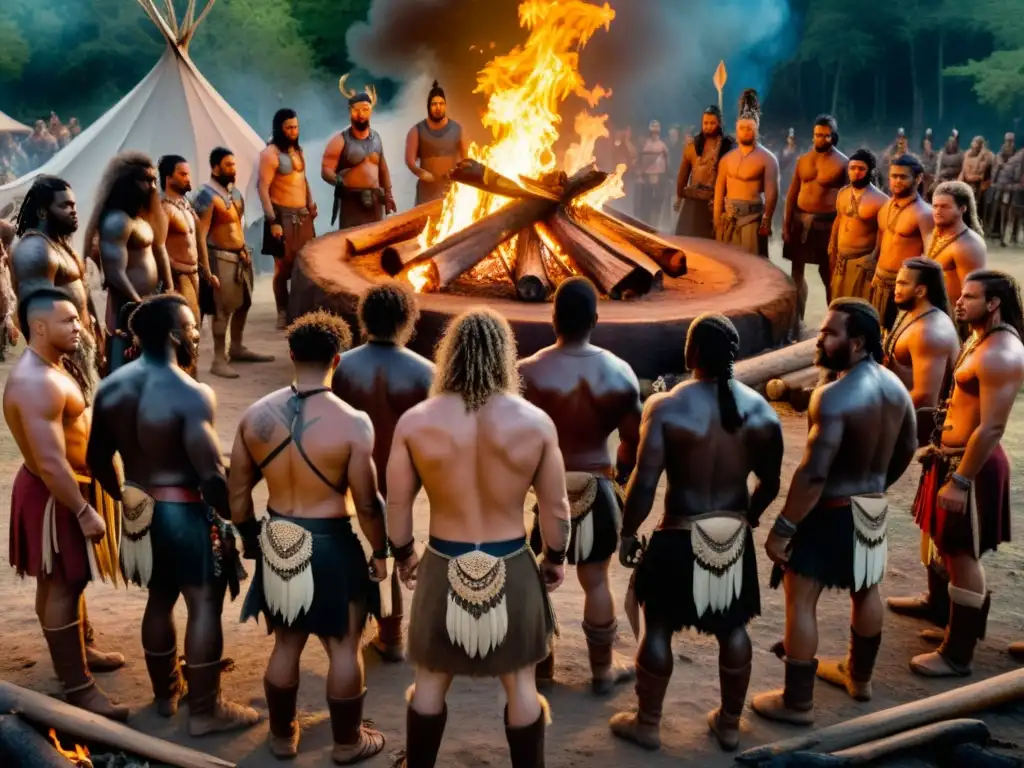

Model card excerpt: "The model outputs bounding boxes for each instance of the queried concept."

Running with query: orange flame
[49,729,93,766]
[419,0,618,257]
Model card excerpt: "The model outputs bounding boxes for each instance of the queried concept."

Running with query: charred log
[513,228,552,302]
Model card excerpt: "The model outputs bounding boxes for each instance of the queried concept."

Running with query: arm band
[771,515,798,538]
[543,545,567,566]
[388,537,416,563]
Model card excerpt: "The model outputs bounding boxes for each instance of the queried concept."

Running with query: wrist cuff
[389,537,415,562]
[543,545,567,566]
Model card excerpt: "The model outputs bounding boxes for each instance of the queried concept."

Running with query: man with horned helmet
[673,105,736,240]
[259,108,317,331]
[322,75,397,229]
[783,114,849,324]
[331,282,435,664]
[519,277,641,697]
[88,293,261,736]
[386,308,570,767]
[755,298,916,724]
[610,313,782,753]
[5,289,126,720]
[908,270,1024,678]
[230,310,389,762]
[84,151,173,376]
[405,80,465,206]
[829,149,888,303]
[195,147,275,379]
[713,88,781,258]
[883,258,961,634]
[927,182,987,335]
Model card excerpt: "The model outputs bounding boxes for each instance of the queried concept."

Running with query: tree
[795,5,878,121]
[946,50,1024,115]
[0,20,30,83]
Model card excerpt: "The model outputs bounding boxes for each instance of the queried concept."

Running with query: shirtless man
[332,282,434,663]
[11,176,103,398]
[935,131,964,188]
[674,105,736,240]
[870,155,933,330]
[908,271,1024,677]
[829,150,888,302]
[959,137,994,223]
[83,152,172,375]
[928,182,987,329]
[386,308,570,767]
[87,294,261,735]
[159,155,217,353]
[882,258,961,630]
[5,290,125,720]
[784,115,849,322]
[259,109,317,330]
[322,82,396,229]
[230,311,389,762]
[714,89,780,258]
[519,277,641,695]
[610,314,783,752]
[195,147,274,379]
[754,299,916,723]
[405,81,465,206]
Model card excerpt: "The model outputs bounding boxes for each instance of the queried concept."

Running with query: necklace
[927,227,968,260]
[885,198,913,234]
[883,306,939,363]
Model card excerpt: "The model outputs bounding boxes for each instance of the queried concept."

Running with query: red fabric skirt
[9,465,90,583]
[913,444,1011,558]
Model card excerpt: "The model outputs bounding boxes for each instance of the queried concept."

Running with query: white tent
[0,0,264,248]
[0,110,31,135]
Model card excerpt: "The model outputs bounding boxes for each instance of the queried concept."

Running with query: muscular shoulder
[5,362,66,417]
[914,312,959,356]
[99,210,133,240]
[758,146,780,166]
[260,145,280,162]
[732,379,779,424]
[977,333,1024,384]
[597,348,641,393]
[959,230,988,260]
[192,185,217,215]
[11,234,52,277]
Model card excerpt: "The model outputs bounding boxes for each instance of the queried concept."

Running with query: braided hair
[829,297,883,363]
[964,269,1024,340]
[686,313,744,433]
[901,257,950,316]
[15,175,71,237]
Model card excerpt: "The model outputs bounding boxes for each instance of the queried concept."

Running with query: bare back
[390,393,564,543]
[518,345,640,474]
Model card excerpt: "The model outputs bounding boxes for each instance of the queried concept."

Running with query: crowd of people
[0,113,83,184]
[1,77,1024,768]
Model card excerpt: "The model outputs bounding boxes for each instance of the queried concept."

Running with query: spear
[714,60,728,113]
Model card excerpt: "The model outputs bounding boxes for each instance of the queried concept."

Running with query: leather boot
[751,656,817,726]
[328,688,385,765]
[535,650,554,690]
[886,561,949,627]
[583,619,635,695]
[371,614,405,663]
[185,658,262,736]
[211,326,238,379]
[265,679,300,759]
[608,662,670,750]
[708,662,751,751]
[505,698,547,768]
[395,704,448,768]
[817,628,882,701]
[42,620,129,722]
[911,586,985,678]
[144,645,185,717]
[80,597,125,672]
[921,591,990,644]
[230,343,275,363]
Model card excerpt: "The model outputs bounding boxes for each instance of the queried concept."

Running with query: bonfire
[340,0,687,302]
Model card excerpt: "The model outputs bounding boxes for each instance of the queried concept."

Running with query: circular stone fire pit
[289,231,797,380]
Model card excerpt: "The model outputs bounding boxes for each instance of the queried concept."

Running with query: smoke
[346,0,795,132]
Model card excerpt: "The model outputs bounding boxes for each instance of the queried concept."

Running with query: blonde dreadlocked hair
[432,308,520,412]
[932,180,983,235]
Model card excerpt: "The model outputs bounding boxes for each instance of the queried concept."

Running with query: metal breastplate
[277,150,295,176]
[416,120,461,161]
[339,129,383,170]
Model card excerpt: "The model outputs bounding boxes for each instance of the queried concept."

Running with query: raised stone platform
[289,231,797,379]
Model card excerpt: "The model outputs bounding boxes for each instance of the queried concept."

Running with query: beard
[213,172,236,187]
[176,340,199,378]
[61,330,99,404]
[739,137,755,147]
[815,342,851,372]
[851,176,871,189]
[893,185,916,199]
[702,127,722,139]
[894,295,917,311]
[49,215,78,237]
[172,180,192,195]
[814,142,832,154]
[352,118,370,132]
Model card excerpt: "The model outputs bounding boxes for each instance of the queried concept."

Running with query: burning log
[380,238,423,277]
[449,160,559,201]
[514,228,551,302]
[605,204,659,234]
[567,215,664,292]
[544,211,654,299]
[0,716,70,767]
[0,681,235,768]
[581,207,688,277]
[736,668,1024,764]
[342,199,442,257]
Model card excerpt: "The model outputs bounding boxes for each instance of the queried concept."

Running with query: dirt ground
[2,244,1024,767]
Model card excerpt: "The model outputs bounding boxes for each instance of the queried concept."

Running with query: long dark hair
[966,270,1024,340]
[15,175,71,237]
[686,313,744,433]
[271,108,300,152]
[830,298,883,363]
[902,257,950,316]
